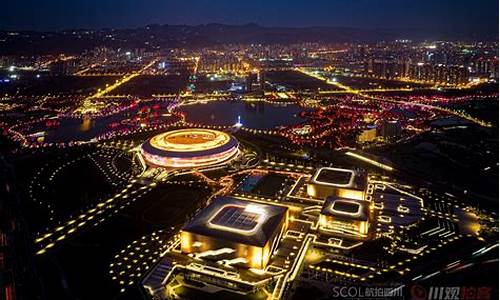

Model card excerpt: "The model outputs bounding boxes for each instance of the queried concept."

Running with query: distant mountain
[0,23,496,55]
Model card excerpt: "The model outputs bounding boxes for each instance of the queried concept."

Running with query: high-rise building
[49,60,76,76]
[378,120,402,139]
[408,63,468,84]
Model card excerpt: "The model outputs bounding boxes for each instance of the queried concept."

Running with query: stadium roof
[141,129,238,158]
[182,196,288,247]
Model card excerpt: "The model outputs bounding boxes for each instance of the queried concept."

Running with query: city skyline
[1,0,498,37]
[0,1,497,300]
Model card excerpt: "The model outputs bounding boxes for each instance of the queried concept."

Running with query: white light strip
[345,152,394,171]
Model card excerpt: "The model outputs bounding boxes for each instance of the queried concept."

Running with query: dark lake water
[23,100,309,143]
[178,100,307,129]
[25,103,177,143]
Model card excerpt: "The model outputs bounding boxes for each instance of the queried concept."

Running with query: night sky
[1,0,498,34]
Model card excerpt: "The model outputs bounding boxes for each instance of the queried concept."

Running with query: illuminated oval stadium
[140,128,239,168]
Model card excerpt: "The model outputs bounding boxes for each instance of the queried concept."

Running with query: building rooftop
[310,167,367,191]
[320,196,370,221]
[182,196,288,247]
